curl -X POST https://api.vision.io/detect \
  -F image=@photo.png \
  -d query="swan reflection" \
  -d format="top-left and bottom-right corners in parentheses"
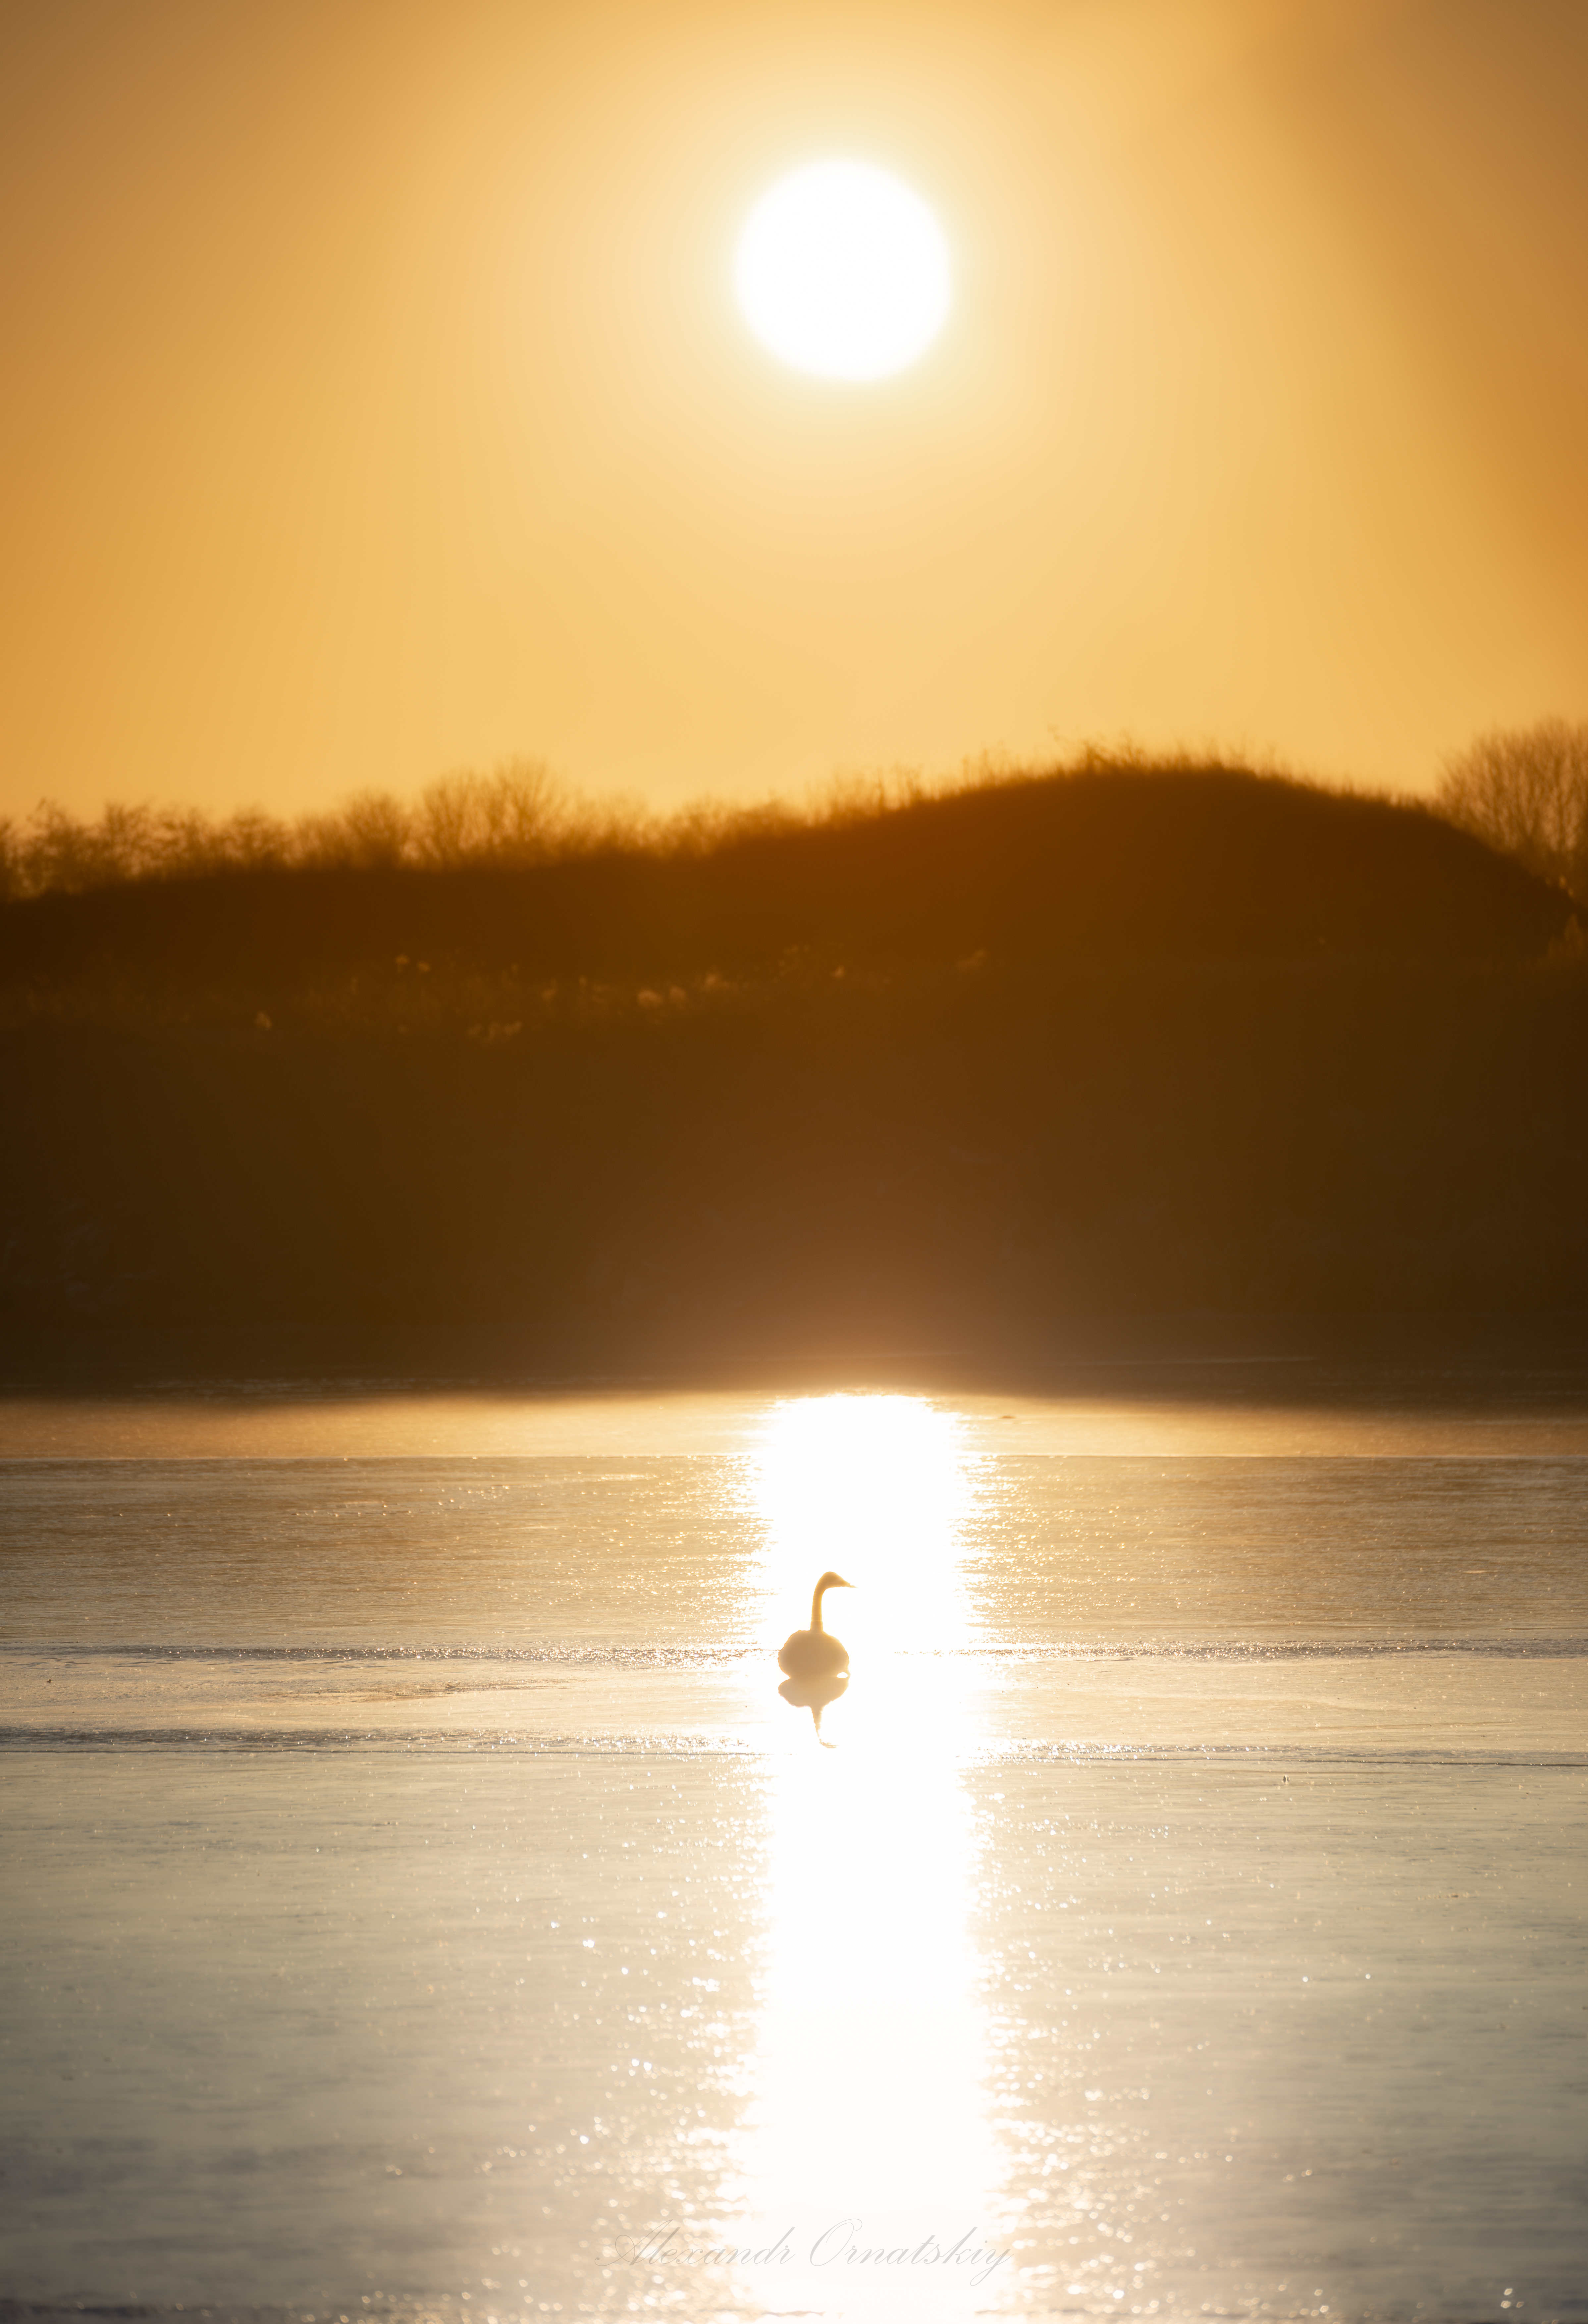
top-left (777, 1669), bottom-right (850, 1746)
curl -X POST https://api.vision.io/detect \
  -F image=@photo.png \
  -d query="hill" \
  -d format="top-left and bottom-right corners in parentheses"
top-left (0, 763), bottom-right (1572, 986)
top-left (3, 760), bottom-right (1584, 1339)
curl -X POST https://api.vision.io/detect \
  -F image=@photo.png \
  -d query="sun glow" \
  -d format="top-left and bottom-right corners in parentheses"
top-left (751, 1394), bottom-right (978, 1662)
top-left (734, 161), bottom-right (952, 381)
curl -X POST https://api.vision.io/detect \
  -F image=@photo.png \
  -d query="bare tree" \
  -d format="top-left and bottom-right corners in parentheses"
top-left (410, 761), bottom-right (573, 869)
top-left (295, 788), bottom-right (413, 870)
top-left (1436, 719), bottom-right (1588, 902)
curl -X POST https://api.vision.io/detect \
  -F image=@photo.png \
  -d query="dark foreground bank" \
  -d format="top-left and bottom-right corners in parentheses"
top-left (5, 947), bottom-right (1587, 1334)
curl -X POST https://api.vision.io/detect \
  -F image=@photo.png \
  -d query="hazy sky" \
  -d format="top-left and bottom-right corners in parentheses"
top-left (3, 0), bottom-right (1584, 820)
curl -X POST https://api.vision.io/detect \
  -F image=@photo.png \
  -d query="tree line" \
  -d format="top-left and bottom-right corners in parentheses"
top-left (2, 726), bottom-right (1584, 907)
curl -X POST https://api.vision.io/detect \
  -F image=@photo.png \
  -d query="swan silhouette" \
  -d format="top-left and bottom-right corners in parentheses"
top-left (777, 1571), bottom-right (854, 1679)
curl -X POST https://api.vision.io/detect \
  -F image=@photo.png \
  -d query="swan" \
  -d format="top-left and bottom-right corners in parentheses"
top-left (777, 1571), bottom-right (854, 1679)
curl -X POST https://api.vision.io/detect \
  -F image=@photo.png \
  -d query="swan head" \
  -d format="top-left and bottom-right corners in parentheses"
top-left (815, 1570), bottom-right (854, 1594)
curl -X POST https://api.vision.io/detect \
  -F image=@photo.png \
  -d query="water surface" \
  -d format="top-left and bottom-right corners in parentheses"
top-left (2, 1383), bottom-right (1584, 2324)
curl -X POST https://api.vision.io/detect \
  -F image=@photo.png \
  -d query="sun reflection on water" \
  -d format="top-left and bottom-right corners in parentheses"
top-left (737, 1396), bottom-right (1005, 2320)
top-left (751, 1393), bottom-right (981, 1664)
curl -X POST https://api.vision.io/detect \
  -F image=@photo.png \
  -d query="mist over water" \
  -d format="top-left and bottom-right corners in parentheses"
top-left (2, 1368), bottom-right (1584, 2323)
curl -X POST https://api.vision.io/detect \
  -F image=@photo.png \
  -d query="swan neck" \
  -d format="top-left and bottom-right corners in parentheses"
top-left (810, 1580), bottom-right (828, 1632)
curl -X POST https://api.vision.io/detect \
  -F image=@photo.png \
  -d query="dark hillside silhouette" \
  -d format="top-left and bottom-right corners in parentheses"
top-left (4, 759), bottom-right (1584, 1337)
top-left (0, 765), bottom-right (1571, 985)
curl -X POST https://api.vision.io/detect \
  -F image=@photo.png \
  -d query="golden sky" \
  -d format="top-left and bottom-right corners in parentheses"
top-left (3, 0), bottom-right (1584, 820)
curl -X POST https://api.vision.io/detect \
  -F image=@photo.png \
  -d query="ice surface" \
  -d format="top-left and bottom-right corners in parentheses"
top-left (1, 1422), bottom-right (1584, 2323)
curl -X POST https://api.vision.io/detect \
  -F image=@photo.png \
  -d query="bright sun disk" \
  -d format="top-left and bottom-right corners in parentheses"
top-left (734, 160), bottom-right (952, 382)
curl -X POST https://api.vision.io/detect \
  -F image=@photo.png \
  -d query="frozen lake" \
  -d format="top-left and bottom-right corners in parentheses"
top-left (1, 1378), bottom-right (1584, 2323)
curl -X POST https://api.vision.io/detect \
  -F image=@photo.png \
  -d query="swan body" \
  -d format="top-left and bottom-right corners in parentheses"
top-left (778, 1570), bottom-right (853, 1679)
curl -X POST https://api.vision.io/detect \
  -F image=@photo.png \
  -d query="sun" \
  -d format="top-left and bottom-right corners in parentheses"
top-left (734, 160), bottom-right (952, 383)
